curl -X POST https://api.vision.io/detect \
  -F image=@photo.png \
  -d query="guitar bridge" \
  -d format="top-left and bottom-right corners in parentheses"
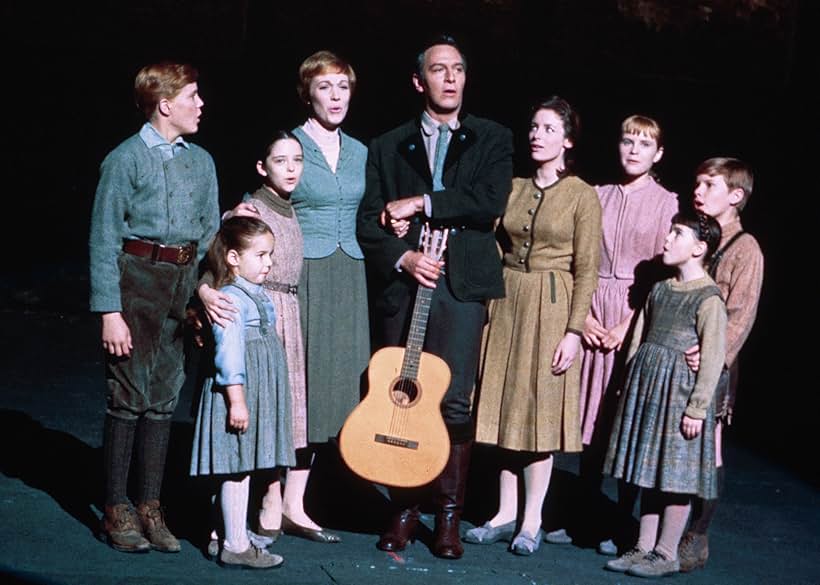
top-left (374, 434), bottom-right (419, 450)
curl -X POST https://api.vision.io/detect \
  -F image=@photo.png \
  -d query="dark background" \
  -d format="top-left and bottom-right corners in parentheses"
top-left (1, 1), bottom-right (810, 481)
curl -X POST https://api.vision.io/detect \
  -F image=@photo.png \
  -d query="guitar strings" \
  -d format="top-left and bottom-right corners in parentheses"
top-left (388, 226), bottom-right (447, 442)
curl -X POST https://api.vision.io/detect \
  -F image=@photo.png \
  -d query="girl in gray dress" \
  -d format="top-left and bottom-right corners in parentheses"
top-left (603, 211), bottom-right (726, 578)
top-left (191, 217), bottom-right (294, 570)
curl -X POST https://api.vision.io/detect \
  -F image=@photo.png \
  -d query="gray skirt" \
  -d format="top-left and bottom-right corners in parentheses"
top-left (299, 248), bottom-right (370, 443)
top-left (190, 330), bottom-right (295, 476)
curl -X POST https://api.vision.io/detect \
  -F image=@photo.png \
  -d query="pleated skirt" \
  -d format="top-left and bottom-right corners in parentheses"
top-left (299, 249), bottom-right (370, 443)
top-left (604, 342), bottom-right (717, 498)
top-left (475, 268), bottom-right (582, 454)
top-left (190, 332), bottom-right (296, 476)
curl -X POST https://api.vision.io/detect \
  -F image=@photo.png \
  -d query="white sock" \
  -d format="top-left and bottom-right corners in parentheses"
top-left (221, 476), bottom-right (250, 553)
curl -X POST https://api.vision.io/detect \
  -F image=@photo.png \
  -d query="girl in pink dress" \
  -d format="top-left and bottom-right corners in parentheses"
top-left (545, 115), bottom-right (678, 552)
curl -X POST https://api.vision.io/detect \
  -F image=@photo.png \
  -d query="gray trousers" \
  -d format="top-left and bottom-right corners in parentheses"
top-left (105, 253), bottom-right (197, 421)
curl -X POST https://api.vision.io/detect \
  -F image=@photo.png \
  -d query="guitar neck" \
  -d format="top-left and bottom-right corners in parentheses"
top-left (401, 284), bottom-right (434, 380)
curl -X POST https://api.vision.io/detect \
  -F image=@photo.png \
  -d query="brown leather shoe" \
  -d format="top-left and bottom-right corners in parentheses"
top-left (678, 531), bottom-right (709, 572)
top-left (433, 511), bottom-right (464, 558)
top-left (101, 503), bottom-right (151, 553)
top-left (377, 507), bottom-right (420, 552)
top-left (137, 500), bottom-right (181, 553)
top-left (219, 544), bottom-right (284, 570)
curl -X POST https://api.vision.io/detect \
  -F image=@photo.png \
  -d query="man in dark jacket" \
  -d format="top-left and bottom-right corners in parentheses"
top-left (357, 34), bottom-right (513, 559)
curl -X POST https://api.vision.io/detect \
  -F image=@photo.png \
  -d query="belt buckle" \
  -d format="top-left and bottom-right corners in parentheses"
top-left (176, 246), bottom-right (192, 265)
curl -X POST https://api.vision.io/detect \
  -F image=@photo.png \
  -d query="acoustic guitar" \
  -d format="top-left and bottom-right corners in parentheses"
top-left (340, 224), bottom-right (451, 487)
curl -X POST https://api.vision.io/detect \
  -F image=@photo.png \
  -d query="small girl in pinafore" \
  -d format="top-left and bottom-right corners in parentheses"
top-left (190, 216), bottom-right (294, 570)
top-left (603, 211), bottom-right (726, 578)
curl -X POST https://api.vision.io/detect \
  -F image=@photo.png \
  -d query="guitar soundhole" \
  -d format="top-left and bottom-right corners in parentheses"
top-left (391, 377), bottom-right (420, 407)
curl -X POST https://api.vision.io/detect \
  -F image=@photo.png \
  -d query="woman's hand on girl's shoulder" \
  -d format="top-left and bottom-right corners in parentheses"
top-left (199, 283), bottom-right (238, 328)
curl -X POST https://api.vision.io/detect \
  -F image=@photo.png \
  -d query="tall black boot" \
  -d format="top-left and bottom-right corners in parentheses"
top-left (432, 440), bottom-right (472, 559)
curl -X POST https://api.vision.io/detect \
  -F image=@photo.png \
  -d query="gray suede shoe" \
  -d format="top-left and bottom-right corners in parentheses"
top-left (544, 528), bottom-right (573, 544)
top-left (597, 538), bottom-right (618, 556)
top-left (463, 520), bottom-right (516, 544)
top-left (510, 529), bottom-right (543, 556)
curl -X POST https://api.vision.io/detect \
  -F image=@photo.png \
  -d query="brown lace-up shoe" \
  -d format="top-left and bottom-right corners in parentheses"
top-left (604, 546), bottom-right (648, 572)
top-left (137, 500), bottom-right (181, 553)
top-left (219, 544), bottom-right (284, 570)
top-left (626, 549), bottom-right (680, 578)
top-left (100, 503), bottom-right (151, 553)
top-left (678, 531), bottom-right (709, 572)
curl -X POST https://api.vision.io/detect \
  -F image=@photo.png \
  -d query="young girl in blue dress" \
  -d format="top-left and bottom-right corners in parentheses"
top-left (190, 216), bottom-right (295, 570)
top-left (603, 211), bottom-right (726, 578)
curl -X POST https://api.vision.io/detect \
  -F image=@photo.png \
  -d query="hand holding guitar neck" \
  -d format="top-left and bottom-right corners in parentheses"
top-left (399, 223), bottom-right (447, 288)
top-left (339, 223), bottom-right (452, 488)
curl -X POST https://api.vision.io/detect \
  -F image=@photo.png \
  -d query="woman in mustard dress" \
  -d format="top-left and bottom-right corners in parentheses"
top-left (466, 97), bottom-right (601, 555)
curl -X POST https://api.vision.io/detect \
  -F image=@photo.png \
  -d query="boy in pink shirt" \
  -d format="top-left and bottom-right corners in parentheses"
top-left (680, 157), bottom-right (764, 572)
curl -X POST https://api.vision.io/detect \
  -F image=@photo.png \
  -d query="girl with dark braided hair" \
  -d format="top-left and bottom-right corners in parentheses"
top-left (601, 211), bottom-right (726, 578)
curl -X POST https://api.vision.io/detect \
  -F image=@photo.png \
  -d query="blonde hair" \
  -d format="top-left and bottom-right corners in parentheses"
top-left (621, 115), bottom-right (663, 147)
top-left (134, 62), bottom-right (198, 118)
top-left (296, 50), bottom-right (356, 104)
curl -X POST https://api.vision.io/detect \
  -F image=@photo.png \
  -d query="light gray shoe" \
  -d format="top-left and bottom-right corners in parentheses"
top-left (627, 550), bottom-right (680, 578)
top-left (206, 536), bottom-right (219, 559)
top-left (544, 528), bottom-right (573, 545)
top-left (510, 529), bottom-right (543, 556)
top-left (463, 520), bottom-right (516, 544)
top-left (597, 538), bottom-right (618, 556)
top-left (219, 544), bottom-right (284, 570)
top-left (247, 529), bottom-right (274, 548)
top-left (604, 547), bottom-right (648, 572)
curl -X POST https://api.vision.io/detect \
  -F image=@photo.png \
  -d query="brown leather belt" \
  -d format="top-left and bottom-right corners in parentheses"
top-left (122, 239), bottom-right (196, 265)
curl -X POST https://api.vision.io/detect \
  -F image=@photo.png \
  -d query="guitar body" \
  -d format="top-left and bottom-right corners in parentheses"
top-left (339, 346), bottom-right (451, 487)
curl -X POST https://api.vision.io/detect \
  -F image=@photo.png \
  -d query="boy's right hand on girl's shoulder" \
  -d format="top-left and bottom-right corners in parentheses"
top-left (684, 344), bottom-right (700, 372)
top-left (680, 415), bottom-right (703, 439)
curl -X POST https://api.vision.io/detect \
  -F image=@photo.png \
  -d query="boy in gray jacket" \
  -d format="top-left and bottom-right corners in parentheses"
top-left (89, 61), bottom-right (219, 553)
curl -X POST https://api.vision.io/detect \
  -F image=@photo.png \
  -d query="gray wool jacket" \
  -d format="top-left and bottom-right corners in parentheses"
top-left (89, 123), bottom-right (220, 312)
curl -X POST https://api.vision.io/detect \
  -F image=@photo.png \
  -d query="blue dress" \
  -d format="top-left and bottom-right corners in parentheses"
top-left (190, 277), bottom-right (295, 475)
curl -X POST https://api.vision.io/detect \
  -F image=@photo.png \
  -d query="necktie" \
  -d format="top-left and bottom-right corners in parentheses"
top-left (431, 123), bottom-right (450, 192)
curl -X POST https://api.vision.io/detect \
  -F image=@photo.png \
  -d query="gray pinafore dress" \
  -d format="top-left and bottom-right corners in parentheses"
top-left (605, 280), bottom-right (720, 499)
top-left (190, 281), bottom-right (295, 475)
